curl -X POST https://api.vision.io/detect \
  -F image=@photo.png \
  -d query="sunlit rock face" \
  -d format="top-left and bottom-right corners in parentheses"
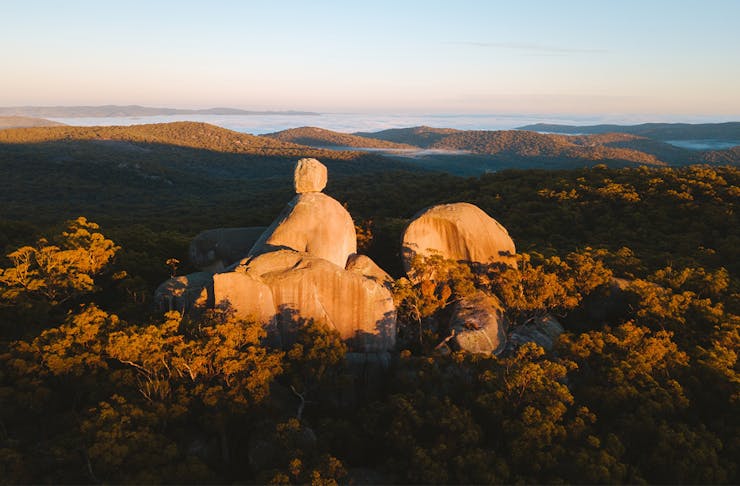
top-left (293, 157), bottom-right (327, 193)
top-left (154, 271), bottom-right (213, 313)
top-left (190, 158), bottom-right (396, 352)
top-left (214, 250), bottom-right (396, 352)
top-left (448, 290), bottom-right (508, 355)
top-left (248, 192), bottom-right (356, 268)
top-left (401, 202), bottom-right (516, 272)
top-left (212, 271), bottom-right (277, 326)
top-left (189, 226), bottom-right (267, 272)
top-left (249, 250), bottom-right (395, 351)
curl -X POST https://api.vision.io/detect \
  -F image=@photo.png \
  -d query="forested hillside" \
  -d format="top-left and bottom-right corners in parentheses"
top-left (426, 130), bottom-right (664, 165)
top-left (0, 123), bottom-right (419, 228)
top-left (276, 125), bottom-right (739, 168)
top-left (0, 156), bottom-right (737, 483)
top-left (0, 122), bottom-right (360, 159)
top-left (354, 126), bottom-right (460, 147)
top-left (518, 121), bottom-right (740, 140)
top-left (264, 126), bottom-right (416, 149)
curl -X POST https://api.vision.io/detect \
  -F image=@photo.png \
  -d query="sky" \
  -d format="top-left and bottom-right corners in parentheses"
top-left (2, 0), bottom-right (739, 117)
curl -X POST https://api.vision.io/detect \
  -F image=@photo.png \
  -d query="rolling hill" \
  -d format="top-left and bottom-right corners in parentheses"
top-left (0, 122), bottom-right (420, 227)
top-left (272, 126), bottom-right (685, 167)
top-left (264, 126), bottom-right (416, 149)
top-left (354, 126), bottom-right (460, 148)
top-left (426, 130), bottom-right (665, 166)
top-left (517, 122), bottom-right (740, 141)
top-left (336, 126), bottom-right (736, 168)
top-left (0, 121), bottom-right (353, 159)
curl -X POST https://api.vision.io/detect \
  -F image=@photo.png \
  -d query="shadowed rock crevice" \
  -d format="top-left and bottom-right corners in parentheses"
top-left (189, 226), bottom-right (267, 272)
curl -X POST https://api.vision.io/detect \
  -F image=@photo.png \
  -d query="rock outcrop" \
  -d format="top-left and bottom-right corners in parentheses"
top-left (154, 271), bottom-right (213, 314)
top-left (506, 314), bottom-right (564, 353)
top-left (294, 157), bottom-right (327, 193)
top-left (448, 290), bottom-right (508, 355)
top-left (159, 159), bottom-right (398, 353)
top-left (248, 192), bottom-right (356, 268)
top-left (401, 202), bottom-right (516, 272)
top-left (189, 226), bottom-right (267, 272)
top-left (154, 158), bottom-right (542, 363)
top-left (229, 250), bottom-right (396, 351)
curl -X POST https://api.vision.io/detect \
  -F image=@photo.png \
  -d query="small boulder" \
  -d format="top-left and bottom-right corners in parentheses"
top-left (294, 157), bottom-right (327, 193)
top-left (346, 254), bottom-right (394, 289)
top-left (448, 290), bottom-right (508, 355)
top-left (248, 192), bottom-right (357, 268)
top-left (401, 202), bottom-right (516, 273)
top-left (189, 226), bottom-right (267, 272)
top-left (154, 271), bottom-right (213, 314)
top-left (506, 314), bottom-right (564, 353)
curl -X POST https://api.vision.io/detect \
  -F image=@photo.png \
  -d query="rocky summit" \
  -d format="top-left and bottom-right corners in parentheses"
top-left (155, 158), bottom-right (528, 357)
top-left (156, 158), bottom-right (396, 353)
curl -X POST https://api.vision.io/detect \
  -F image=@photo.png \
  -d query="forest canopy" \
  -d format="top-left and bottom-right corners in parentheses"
top-left (0, 162), bottom-right (738, 484)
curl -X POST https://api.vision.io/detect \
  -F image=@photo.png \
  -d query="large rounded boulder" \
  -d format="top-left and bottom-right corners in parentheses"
top-left (248, 192), bottom-right (357, 268)
top-left (401, 202), bottom-right (515, 272)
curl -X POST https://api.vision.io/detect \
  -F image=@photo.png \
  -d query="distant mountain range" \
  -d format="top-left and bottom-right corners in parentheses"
top-left (0, 105), bottom-right (319, 118)
top-left (517, 122), bottom-right (740, 141)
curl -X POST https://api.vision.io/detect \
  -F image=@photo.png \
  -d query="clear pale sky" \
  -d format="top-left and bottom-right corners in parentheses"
top-left (2, 0), bottom-right (739, 116)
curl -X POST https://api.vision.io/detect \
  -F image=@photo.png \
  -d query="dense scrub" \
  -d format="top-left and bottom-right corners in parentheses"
top-left (0, 164), bottom-right (738, 483)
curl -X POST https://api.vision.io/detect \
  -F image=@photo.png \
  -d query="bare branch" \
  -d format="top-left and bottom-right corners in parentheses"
top-left (290, 385), bottom-right (306, 421)
top-left (434, 329), bottom-right (457, 350)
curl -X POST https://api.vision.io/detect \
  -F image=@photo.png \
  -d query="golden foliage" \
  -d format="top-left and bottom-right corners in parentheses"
top-left (0, 217), bottom-right (118, 307)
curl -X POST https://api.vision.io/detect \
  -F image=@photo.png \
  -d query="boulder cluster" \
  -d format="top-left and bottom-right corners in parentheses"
top-left (156, 158), bottom-right (560, 356)
top-left (157, 158), bottom-right (395, 352)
